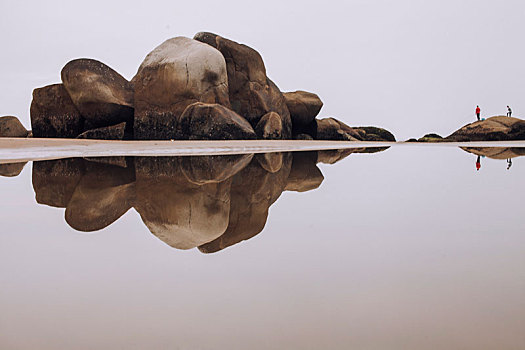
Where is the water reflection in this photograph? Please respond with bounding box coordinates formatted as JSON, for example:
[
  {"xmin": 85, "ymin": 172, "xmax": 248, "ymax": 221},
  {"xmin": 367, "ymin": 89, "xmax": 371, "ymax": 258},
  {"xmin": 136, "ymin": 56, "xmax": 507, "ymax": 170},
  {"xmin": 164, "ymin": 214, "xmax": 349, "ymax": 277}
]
[
  {"xmin": 462, "ymin": 147, "xmax": 524, "ymax": 170},
  {"xmin": 23, "ymin": 149, "xmax": 368, "ymax": 252}
]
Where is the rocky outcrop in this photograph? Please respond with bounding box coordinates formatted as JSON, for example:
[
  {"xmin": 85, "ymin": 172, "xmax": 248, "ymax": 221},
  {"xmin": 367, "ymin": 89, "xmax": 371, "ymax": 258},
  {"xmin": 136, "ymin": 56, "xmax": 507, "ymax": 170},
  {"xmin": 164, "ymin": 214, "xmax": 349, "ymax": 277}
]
[
  {"xmin": 354, "ymin": 126, "xmax": 396, "ymax": 141},
  {"xmin": 416, "ymin": 133, "xmax": 444, "ymax": 142},
  {"xmin": 194, "ymin": 32, "xmax": 292, "ymax": 139},
  {"xmin": 177, "ymin": 102, "xmax": 256, "ymax": 140},
  {"xmin": 61, "ymin": 59, "xmax": 134, "ymax": 130},
  {"xmin": 0, "ymin": 116, "xmax": 29, "ymax": 137},
  {"xmin": 446, "ymin": 116, "xmax": 525, "ymax": 141},
  {"xmin": 76, "ymin": 122, "xmax": 127, "ymax": 140},
  {"xmin": 133, "ymin": 37, "xmax": 230, "ymax": 140},
  {"xmin": 30, "ymin": 84, "xmax": 84, "ymax": 138},
  {"xmin": 255, "ymin": 111, "xmax": 283, "ymax": 139},
  {"xmin": 283, "ymin": 90, "xmax": 323, "ymax": 127}
]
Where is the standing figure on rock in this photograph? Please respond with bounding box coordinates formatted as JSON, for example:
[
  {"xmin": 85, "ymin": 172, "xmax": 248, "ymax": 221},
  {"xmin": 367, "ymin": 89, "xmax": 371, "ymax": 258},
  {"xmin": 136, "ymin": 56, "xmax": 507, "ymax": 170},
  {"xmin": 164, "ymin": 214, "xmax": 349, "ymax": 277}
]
[
  {"xmin": 507, "ymin": 106, "xmax": 512, "ymax": 117},
  {"xmin": 476, "ymin": 105, "xmax": 481, "ymax": 121}
]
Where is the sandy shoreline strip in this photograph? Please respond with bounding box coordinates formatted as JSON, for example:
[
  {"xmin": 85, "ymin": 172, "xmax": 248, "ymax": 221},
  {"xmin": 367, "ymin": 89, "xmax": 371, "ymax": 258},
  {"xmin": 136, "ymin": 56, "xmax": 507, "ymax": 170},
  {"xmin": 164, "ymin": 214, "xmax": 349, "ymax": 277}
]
[{"xmin": 1, "ymin": 138, "xmax": 525, "ymax": 163}]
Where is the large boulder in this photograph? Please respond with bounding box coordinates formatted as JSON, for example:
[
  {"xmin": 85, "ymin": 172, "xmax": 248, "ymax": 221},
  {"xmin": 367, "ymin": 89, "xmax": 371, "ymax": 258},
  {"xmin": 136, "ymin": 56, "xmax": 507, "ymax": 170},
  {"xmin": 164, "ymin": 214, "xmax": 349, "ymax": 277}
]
[
  {"xmin": 446, "ymin": 116, "xmax": 525, "ymax": 141},
  {"xmin": 30, "ymin": 84, "xmax": 84, "ymax": 138},
  {"xmin": 177, "ymin": 102, "xmax": 256, "ymax": 140},
  {"xmin": 76, "ymin": 122, "xmax": 127, "ymax": 140},
  {"xmin": 61, "ymin": 59, "xmax": 134, "ymax": 130},
  {"xmin": 133, "ymin": 37, "xmax": 230, "ymax": 140},
  {"xmin": 194, "ymin": 32, "xmax": 292, "ymax": 138},
  {"xmin": 283, "ymin": 90, "xmax": 323, "ymax": 127},
  {"xmin": 0, "ymin": 116, "xmax": 29, "ymax": 137}
]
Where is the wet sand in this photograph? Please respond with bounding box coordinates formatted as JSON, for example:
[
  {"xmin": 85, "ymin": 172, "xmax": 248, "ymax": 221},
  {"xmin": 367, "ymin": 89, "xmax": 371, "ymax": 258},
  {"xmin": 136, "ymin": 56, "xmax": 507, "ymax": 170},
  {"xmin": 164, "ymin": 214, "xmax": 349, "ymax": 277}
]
[{"xmin": 2, "ymin": 138, "xmax": 525, "ymax": 163}]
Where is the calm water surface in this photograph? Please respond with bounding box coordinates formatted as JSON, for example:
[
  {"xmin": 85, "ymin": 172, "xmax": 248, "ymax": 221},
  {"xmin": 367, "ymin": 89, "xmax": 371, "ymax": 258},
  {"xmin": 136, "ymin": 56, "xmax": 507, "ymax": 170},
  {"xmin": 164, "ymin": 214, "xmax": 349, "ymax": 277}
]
[{"xmin": 1, "ymin": 146, "xmax": 524, "ymax": 349}]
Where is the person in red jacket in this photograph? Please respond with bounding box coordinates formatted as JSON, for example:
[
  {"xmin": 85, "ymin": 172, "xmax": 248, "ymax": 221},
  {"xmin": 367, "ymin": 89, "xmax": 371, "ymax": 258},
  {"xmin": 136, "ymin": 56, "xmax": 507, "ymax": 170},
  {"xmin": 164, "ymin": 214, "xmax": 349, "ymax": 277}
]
[
  {"xmin": 476, "ymin": 106, "xmax": 481, "ymax": 121},
  {"xmin": 476, "ymin": 155, "xmax": 481, "ymax": 171}
]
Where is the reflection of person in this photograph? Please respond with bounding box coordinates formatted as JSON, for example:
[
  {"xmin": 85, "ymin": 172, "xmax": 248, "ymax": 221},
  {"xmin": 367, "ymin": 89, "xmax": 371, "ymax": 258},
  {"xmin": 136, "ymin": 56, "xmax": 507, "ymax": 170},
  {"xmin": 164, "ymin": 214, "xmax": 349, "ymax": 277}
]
[
  {"xmin": 476, "ymin": 105, "xmax": 481, "ymax": 121},
  {"xmin": 476, "ymin": 155, "xmax": 481, "ymax": 171},
  {"xmin": 507, "ymin": 158, "xmax": 512, "ymax": 170},
  {"xmin": 507, "ymin": 105, "xmax": 512, "ymax": 117}
]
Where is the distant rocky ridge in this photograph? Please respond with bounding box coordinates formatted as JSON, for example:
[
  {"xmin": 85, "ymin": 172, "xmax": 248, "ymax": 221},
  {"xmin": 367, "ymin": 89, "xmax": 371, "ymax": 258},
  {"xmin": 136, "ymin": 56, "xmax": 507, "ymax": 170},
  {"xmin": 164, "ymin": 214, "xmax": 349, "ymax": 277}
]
[
  {"xmin": 409, "ymin": 116, "xmax": 525, "ymax": 142},
  {"xmin": 0, "ymin": 32, "xmax": 394, "ymax": 142}
]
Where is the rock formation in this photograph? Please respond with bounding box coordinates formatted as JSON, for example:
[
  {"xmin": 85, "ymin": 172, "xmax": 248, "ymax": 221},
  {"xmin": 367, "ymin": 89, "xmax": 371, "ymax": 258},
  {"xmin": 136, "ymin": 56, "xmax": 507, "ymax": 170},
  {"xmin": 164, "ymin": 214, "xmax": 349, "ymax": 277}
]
[
  {"xmin": 446, "ymin": 116, "xmax": 525, "ymax": 141},
  {"xmin": 21, "ymin": 32, "xmax": 394, "ymax": 142},
  {"xmin": 0, "ymin": 116, "xmax": 29, "ymax": 137}
]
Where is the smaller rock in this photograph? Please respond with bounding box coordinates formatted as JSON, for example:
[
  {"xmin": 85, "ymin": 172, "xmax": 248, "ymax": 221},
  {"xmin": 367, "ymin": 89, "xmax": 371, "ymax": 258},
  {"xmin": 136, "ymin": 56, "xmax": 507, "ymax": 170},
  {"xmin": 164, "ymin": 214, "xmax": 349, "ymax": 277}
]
[
  {"xmin": 283, "ymin": 90, "xmax": 323, "ymax": 127},
  {"xmin": 177, "ymin": 103, "xmax": 256, "ymax": 140},
  {"xmin": 417, "ymin": 133, "xmax": 443, "ymax": 142},
  {"xmin": 294, "ymin": 133, "xmax": 314, "ymax": 140},
  {"xmin": 30, "ymin": 84, "xmax": 84, "ymax": 138},
  {"xmin": 76, "ymin": 122, "xmax": 127, "ymax": 140},
  {"xmin": 0, "ymin": 162, "xmax": 27, "ymax": 177},
  {"xmin": 255, "ymin": 112, "xmax": 283, "ymax": 139},
  {"xmin": 0, "ymin": 116, "xmax": 29, "ymax": 137},
  {"xmin": 316, "ymin": 118, "xmax": 361, "ymax": 141},
  {"xmin": 354, "ymin": 126, "xmax": 396, "ymax": 141}
]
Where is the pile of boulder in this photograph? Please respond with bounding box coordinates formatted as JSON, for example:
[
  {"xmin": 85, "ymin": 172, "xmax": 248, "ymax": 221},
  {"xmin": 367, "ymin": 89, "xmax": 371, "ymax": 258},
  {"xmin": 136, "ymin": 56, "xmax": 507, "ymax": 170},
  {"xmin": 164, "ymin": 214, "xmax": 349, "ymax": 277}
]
[{"xmin": 1, "ymin": 32, "xmax": 395, "ymax": 141}]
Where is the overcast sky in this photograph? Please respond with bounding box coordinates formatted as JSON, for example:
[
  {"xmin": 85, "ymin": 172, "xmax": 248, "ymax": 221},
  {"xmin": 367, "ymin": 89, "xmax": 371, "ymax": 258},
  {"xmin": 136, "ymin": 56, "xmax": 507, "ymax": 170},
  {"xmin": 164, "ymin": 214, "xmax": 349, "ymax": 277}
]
[{"xmin": 1, "ymin": 0, "xmax": 524, "ymax": 140}]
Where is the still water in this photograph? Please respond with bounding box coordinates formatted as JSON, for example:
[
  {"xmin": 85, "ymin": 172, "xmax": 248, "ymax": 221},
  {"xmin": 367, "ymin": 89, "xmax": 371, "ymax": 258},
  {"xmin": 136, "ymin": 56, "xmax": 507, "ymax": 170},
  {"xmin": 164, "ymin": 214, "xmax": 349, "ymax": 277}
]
[{"xmin": 1, "ymin": 146, "xmax": 524, "ymax": 349}]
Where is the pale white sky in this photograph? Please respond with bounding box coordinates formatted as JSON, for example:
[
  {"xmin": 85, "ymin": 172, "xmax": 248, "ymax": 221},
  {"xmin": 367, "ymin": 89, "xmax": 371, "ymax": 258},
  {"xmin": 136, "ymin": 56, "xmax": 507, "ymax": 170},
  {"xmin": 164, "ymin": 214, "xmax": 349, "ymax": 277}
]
[{"xmin": 1, "ymin": 0, "xmax": 524, "ymax": 140}]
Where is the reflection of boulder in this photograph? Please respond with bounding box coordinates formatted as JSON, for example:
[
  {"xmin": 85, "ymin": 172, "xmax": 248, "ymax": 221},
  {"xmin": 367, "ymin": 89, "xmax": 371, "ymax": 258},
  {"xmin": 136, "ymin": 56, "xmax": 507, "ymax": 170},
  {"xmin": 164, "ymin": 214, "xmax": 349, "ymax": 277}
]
[
  {"xmin": 61, "ymin": 59, "xmax": 134, "ymax": 130},
  {"xmin": 285, "ymin": 152, "xmax": 324, "ymax": 192},
  {"xmin": 134, "ymin": 157, "xmax": 233, "ymax": 249},
  {"xmin": 65, "ymin": 162, "xmax": 135, "ymax": 232},
  {"xmin": 133, "ymin": 37, "xmax": 230, "ymax": 140},
  {"xmin": 30, "ymin": 84, "xmax": 84, "ymax": 138},
  {"xmin": 446, "ymin": 116, "xmax": 525, "ymax": 141},
  {"xmin": 199, "ymin": 153, "xmax": 292, "ymax": 253},
  {"xmin": 317, "ymin": 149, "xmax": 354, "ymax": 164},
  {"xmin": 0, "ymin": 162, "xmax": 27, "ymax": 177},
  {"xmin": 180, "ymin": 154, "xmax": 253, "ymax": 185},
  {"xmin": 0, "ymin": 116, "xmax": 29, "ymax": 137},
  {"xmin": 461, "ymin": 147, "xmax": 525, "ymax": 159},
  {"xmin": 32, "ymin": 158, "xmax": 85, "ymax": 208},
  {"xmin": 255, "ymin": 152, "xmax": 283, "ymax": 173},
  {"xmin": 194, "ymin": 32, "xmax": 292, "ymax": 139}
]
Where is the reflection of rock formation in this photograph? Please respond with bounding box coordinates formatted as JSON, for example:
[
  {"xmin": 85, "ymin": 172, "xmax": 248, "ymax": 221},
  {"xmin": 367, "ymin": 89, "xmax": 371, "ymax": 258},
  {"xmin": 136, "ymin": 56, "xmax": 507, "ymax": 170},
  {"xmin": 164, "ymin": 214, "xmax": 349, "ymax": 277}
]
[
  {"xmin": 29, "ymin": 148, "xmax": 386, "ymax": 252},
  {"xmin": 461, "ymin": 147, "xmax": 525, "ymax": 159},
  {"xmin": 0, "ymin": 162, "xmax": 27, "ymax": 177}
]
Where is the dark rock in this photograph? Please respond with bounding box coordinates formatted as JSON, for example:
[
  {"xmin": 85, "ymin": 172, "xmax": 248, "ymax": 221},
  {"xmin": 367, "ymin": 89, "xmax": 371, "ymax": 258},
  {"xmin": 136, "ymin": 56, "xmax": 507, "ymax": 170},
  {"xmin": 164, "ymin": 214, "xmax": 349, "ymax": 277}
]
[
  {"xmin": 446, "ymin": 116, "xmax": 525, "ymax": 141},
  {"xmin": 65, "ymin": 162, "xmax": 135, "ymax": 232},
  {"xmin": 32, "ymin": 158, "xmax": 85, "ymax": 208},
  {"xmin": 354, "ymin": 126, "xmax": 396, "ymax": 141},
  {"xmin": 0, "ymin": 162, "xmax": 27, "ymax": 177},
  {"xmin": 194, "ymin": 32, "xmax": 292, "ymax": 138},
  {"xmin": 0, "ymin": 116, "xmax": 29, "ymax": 137},
  {"xmin": 76, "ymin": 122, "xmax": 127, "ymax": 140},
  {"xmin": 177, "ymin": 102, "xmax": 256, "ymax": 140},
  {"xmin": 417, "ymin": 133, "xmax": 443, "ymax": 142},
  {"xmin": 294, "ymin": 133, "xmax": 314, "ymax": 140},
  {"xmin": 133, "ymin": 37, "xmax": 230, "ymax": 140},
  {"xmin": 285, "ymin": 152, "xmax": 324, "ymax": 192},
  {"xmin": 316, "ymin": 118, "xmax": 361, "ymax": 141},
  {"xmin": 30, "ymin": 84, "xmax": 84, "ymax": 138},
  {"xmin": 199, "ymin": 153, "xmax": 293, "ymax": 253},
  {"xmin": 255, "ymin": 111, "xmax": 282, "ymax": 139},
  {"xmin": 283, "ymin": 90, "xmax": 323, "ymax": 127},
  {"xmin": 61, "ymin": 59, "xmax": 134, "ymax": 130}
]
